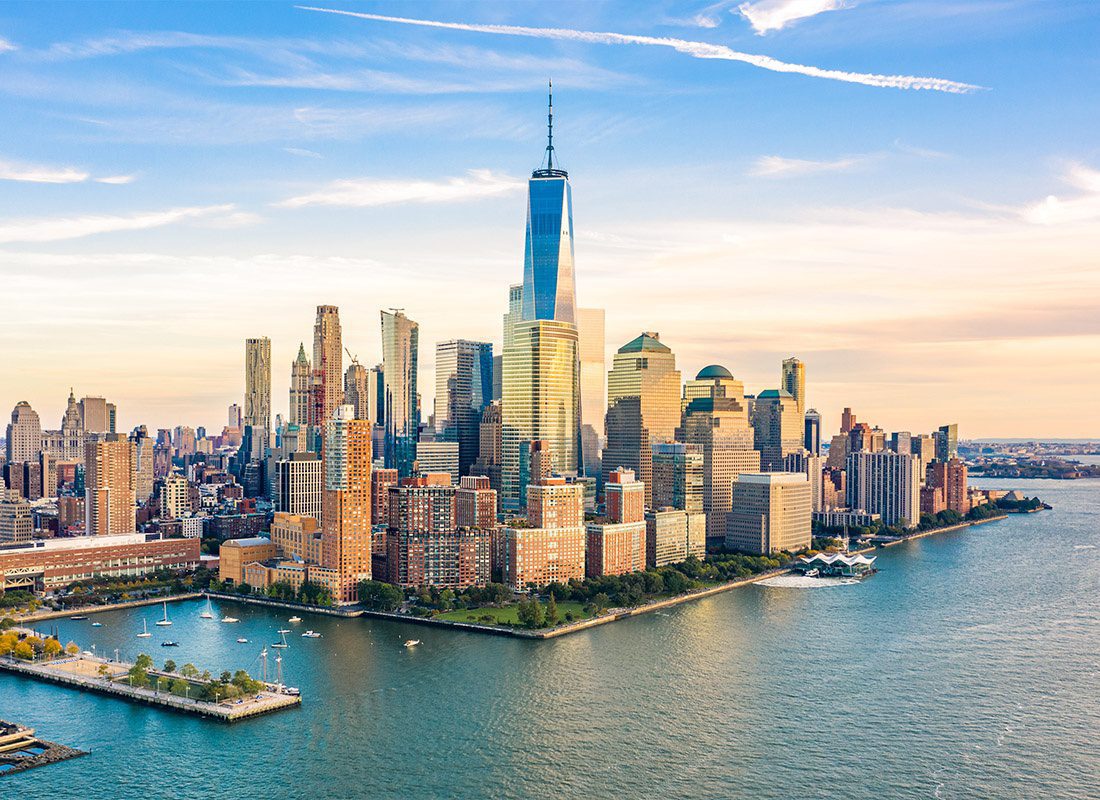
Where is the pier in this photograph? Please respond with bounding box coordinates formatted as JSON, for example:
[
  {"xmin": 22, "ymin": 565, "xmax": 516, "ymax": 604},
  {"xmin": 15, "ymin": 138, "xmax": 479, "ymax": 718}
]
[
  {"xmin": 0, "ymin": 719, "xmax": 87, "ymax": 775},
  {"xmin": 0, "ymin": 652, "xmax": 301, "ymax": 723}
]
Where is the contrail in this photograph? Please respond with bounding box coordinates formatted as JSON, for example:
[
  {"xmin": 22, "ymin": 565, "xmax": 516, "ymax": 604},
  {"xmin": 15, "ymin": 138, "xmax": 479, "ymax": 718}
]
[{"xmin": 296, "ymin": 6, "xmax": 981, "ymax": 94}]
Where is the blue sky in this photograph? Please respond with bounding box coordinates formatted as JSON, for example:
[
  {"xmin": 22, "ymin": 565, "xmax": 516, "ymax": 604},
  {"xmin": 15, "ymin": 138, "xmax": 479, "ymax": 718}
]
[{"xmin": 2, "ymin": 1, "xmax": 1099, "ymax": 437}]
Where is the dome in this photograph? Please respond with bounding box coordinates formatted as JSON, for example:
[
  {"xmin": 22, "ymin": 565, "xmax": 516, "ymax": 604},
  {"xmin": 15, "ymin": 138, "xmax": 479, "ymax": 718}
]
[{"xmin": 696, "ymin": 364, "xmax": 733, "ymax": 380}]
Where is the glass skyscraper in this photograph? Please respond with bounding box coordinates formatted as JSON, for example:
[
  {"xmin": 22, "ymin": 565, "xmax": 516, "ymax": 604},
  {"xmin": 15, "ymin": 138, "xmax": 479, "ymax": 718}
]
[
  {"xmin": 381, "ymin": 310, "xmax": 419, "ymax": 477},
  {"xmin": 434, "ymin": 339, "xmax": 493, "ymax": 477}
]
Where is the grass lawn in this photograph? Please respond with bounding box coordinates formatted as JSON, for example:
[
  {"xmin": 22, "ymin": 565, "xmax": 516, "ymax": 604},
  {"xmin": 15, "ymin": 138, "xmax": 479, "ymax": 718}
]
[{"xmin": 435, "ymin": 601, "xmax": 592, "ymax": 627}]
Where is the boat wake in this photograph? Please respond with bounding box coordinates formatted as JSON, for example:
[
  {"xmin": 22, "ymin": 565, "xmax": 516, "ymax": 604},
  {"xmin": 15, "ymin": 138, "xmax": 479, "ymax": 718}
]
[{"xmin": 757, "ymin": 575, "xmax": 860, "ymax": 589}]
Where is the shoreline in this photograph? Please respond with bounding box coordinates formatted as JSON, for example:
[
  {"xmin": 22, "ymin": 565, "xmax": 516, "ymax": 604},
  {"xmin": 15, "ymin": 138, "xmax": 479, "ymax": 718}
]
[{"xmin": 14, "ymin": 593, "xmax": 202, "ymax": 624}]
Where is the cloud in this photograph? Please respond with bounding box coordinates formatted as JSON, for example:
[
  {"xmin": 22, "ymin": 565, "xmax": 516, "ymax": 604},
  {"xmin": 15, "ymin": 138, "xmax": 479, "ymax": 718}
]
[
  {"xmin": 284, "ymin": 147, "xmax": 323, "ymax": 159},
  {"xmin": 738, "ymin": 0, "xmax": 851, "ymax": 34},
  {"xmin": 95, "ymin": 174, "xmax": 137, "ymax": 184},
  {"xmin": 0, "ymin": 158, "xmax": 89, "ymax": 184},
  {"xmin": 1020, "ymin": 164, "xmax": 1100, "ymax": 225},
  {"xmin": 297, "ymin": 6, "xmax": 980, "ymax": 93},
  {"xmin": 275, "ymin": 169, "xmax": 524, "ymax": 209},
  {"xmin": 749, "ymin": 154, "xmax": 865, "ymax": 177},
  {"xmin": 0, "ymin": 204, "xmax": 239, "ymax": 243},
  {"xmin": 0, "ymin": 37, "xmax": 15, "ymax": 53}
]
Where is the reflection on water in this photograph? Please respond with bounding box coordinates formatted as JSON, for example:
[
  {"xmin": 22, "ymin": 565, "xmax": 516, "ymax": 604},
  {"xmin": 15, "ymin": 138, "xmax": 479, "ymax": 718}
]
[{"xmin": 2, "ymin": 478, "xmax": 1098, "ymax": 800}]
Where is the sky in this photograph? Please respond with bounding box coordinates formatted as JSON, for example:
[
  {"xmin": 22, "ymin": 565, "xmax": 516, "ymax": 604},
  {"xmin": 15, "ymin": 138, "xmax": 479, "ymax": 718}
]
[{"xmin": 1, "ymin": 0, "xmax": 1099, "ymax": 439}]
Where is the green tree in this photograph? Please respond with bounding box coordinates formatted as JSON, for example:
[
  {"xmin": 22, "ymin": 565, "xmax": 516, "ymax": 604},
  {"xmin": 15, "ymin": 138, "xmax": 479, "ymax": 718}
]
[
  {"xmin": 135, "ymin": 653, "xmax": 154, "ymax": 670},
  {"xmin": 544, "ymin": 594, "xmax": 559, "ymax": 627},
  {"xmin": 128, "ymin": 664, "xmax": 149, "ymax": 687},
  {"xmin": 180, "ymin": 662, "xmax": 199, "ymax": 678},
  {"xmin": 220, "ymin": 670, "xmax": 232, "ymax": 683},
  {"xmin": 169, "ymin": 678, "xmax": 190, "ymax": 696},
  {"xmin": 163, "ymin": 659, "xmax": 177, "ymax": 674},
  {"xmin": 516, "ymin": 598, "xmax": 545, "ymax": 629},
  {"xmin": 592, "ymin": 593, "xmax": 611, "ymax": 614},
  {"xmin": 358, "ymin": 580, "xmax": 403, "ymax": 612}
]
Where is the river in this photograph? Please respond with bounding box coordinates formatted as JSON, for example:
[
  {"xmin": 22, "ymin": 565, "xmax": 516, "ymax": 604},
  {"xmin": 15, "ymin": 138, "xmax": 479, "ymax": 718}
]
[{"xmin": 3, "ymin": 478, "xmax": 1098, "ymax": 799}]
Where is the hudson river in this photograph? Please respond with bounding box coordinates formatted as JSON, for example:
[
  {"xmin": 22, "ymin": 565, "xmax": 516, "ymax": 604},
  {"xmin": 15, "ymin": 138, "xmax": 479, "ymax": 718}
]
[{"xmin": 3, "ymin": 479, "xmax": 1098, "ymax": 799}]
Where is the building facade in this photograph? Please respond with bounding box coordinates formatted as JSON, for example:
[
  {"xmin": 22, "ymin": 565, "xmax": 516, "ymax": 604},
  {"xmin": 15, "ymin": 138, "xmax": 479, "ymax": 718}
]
[
  {"xmin": 381, "ymin": 309, "xmax": 419, "ymax": 477},
  {"xmin": 320, "ymin": 405, "xmax": 372, "ymax": 603},
  {"xmin": 726, "ymin": 472, "xmax": 812, "ymax": 555},
  {"xmin": 434, "ymin": 339, "xmax": 493, "ymax": 477}
]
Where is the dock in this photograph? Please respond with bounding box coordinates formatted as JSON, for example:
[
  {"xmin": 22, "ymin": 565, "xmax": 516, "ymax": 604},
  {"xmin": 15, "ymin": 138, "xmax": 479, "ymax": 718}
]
[
  {"xmin": 0, "ymin": 654, "xmax": 300, "ymax": 723},
  {"xmin": 0, "ymin": 719, "xmax": 87, "ymax": 775}
]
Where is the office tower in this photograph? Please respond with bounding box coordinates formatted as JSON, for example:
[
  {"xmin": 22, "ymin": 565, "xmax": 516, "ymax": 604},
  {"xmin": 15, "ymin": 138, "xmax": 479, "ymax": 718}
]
[
  {"xmin": 678, "ymin": 366, "xmax": 760, "ymax": 548},
  {"xmin": 227, "ymin": 403, "xmax": 242, "ymax": 429},
  {"xmin": 434, "ymin": 339, "xmax": 493, "ymax": 476},
  {"xmin": 470, "ymin": 401, "xmax": 502, "ymax": 493},
  {"xmin": 781, "ymin": 357, "xmax": 806, "ymax": 418},
  {"xmin": 131, "ymin": 427, "xmax": 154, "ymax": 503},
  {"xmin": 847, "ymin": 451, "xmax": 920, "ymax": 528},
  {"xmin": 289, "ymin": 343, "xmax": 312, "ymax": 427},
  {"xmin": 840, "ymin": 407, "xmax": 856, "ymax": 434},
  {"xmin": 645, "ymin": 508, "xmax": 706, "ymax": 567},
  {"xmin": 911, "ymin": 434, "xmax": 935, "ymax": 480},
  {"xmin": 848, "ymin": 422, "xmax": 875, "ymax": 453},
  {"xmin": 415, "ymin": 441, "xmax": 459, "ymax": 484},
  {"xmin": 753, "ymin": 389, "xmax": 803, "ymax": 471},
  {"xmin": 0, "ymin": 490, "xmax": 33, "ymax": 543},
  {"xmin": 804, "ymin": 409, "xmax": 822, "ymax": 456},
  {"xmin": 5, "ymin": 401, "xmax": 42, "ymax": 464},
  {"xmin": 274, "ymin": 452, "xmax": 322, "ymax": 519},
  {"xmin": 890, "ymin": 431, "xmax": 912, "ymax": 455},
  {"xmin": 312, "ymin": 305, "xmax": 343, "ymax": 427},
  {"xmin": 344, "ymin": 360, "xmax": 371, "ymax": 422},
  {"xmin": 586, "ymin": 468, "xmax": 646, "ymax": 578},
  {"xmin": 726, "ymin": 473, "xmax": 812, "ymax": 555},
  {"xmin": 826, "ymin": 433, "xmax": 849, "ymax": 470},
  {"xmin": 159, "ymin": 473, "xmax": 189, "ymax": 519},
  {"xmin": 386, "ymin": 474, "xmax": 491, "ymax": 588},
  {"xmin": 174, "ymin": 426, "xmax": 197, "ymax": 457},
  {"xmin": 457, "ymin": 475, "xmax": 497, "ymax": 529},
  {"xmin": 927, "ymin": 458, "xmax": 969, "ymax": 515},
  {"xmin": 244, "ymin": 337, "xmax": 272, "ymax": 437},
  {"xmin": 85, "ymin": 433, "xmax": 136, "ymax": 535},
  {"xmin": 502, "ymin": 284, "xmax": 523, "ymax": 361},
  {"xmin": 603, "ymin": 332, "xmax": 681, "ymax": 506},
  {"xmin": 577, "ymin": 307, "xmax": 605, "ymax": 480},
  {"xmin": 504, "ymin": 476, "xmax": 585, "ymax": 590},
  {"xmin": 380, "ymin": 309, "xmax": 419, "ymax": 477},
  {"xmin": 784, "ymin": 450, "xmax": 824, "ymax": 512},
  {"xmin": 79, "ymin": 396, "xmax": 111, "ymax": 434},
  {"xmin": 651, "ymin": 442, "xmax": 704, "ymax": 514},
  {"xmin": 320, "ymin": 405, "xmax": 372, "ymax": 604},
  {"xmin": 41, "ymin": 390, "xmax": 84, "ymax": 462},
  {"xmin": 935, "ymin": 423, "xmax": 959, "ymax": 462},
  {"xmin": 501, "ymin": 320, "xmax": 579, "ymax": 512}
]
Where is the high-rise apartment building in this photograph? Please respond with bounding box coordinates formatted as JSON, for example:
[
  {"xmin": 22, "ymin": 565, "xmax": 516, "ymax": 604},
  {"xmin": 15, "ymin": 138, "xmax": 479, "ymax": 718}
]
[
  {"xmin": 504, "ymin": 477, "xmax": 585, "ymax": 590},
  {"xmin": 244, "ymin": 337, "xmax": 272, "ymax": 436},
  {"xmin": 312, "ymin": 305, "xmax": 343, "ymax": 428},
  {"xmin": 85, "ymin": 433, "xmax": 136, "ymax": 536},
  {"xmin": 274, "ymin": 452, "xmax": 322, "ymax": 519},
  {"xmin": 159, "ymin": 473, "xmax": 189, "ymax": 519},
  {"xmin": 677, "ymin": 366, "xmax": 760, "ymax": 548},
  {"xmin": 891, "ymin": 431, "xmax": 913, "ymax": 455},
  {"xmin": 784, "ymin": 450, "xmax": 825, "ymax": 513},
  {"xmin": 320, "ymin": 405, "xmax": 372, "ymax": 603},
  {"xmin": 5, "ymin": 401, "xmax": 41, "ymax": 465},
  {"xmin": 753, "ymin": 389, "xmax": 803, "ymax": 471},
  {"xmin": 645, "ymin": 508, "xmax": 706, "ymax": 567},
  {"xmin": 577, "ymin": 307, "xmax": 605, "ymax": 481},
  {"xmin": 456, "ymin": 475, "xmax": 497, "ymax": 529},
  {"xmin": 586, "ymin": 468, "xmax": 646, "ymax": 578},
  {"xmin": 927, "ymin": 457, "xmax": 969, "ymax": 516},
  {"xmin": 726, "ymin": 472, "xmax": 812, "ymax": 555},
  {"xmin": 910, "ymin": 434, "xmax": 935, "ymax": 480},
  {"xmin": 434, "ymin": 339, "xmax": 493, "ymax": 477},
  {"xmin": 935, "ymin": 423, "xmax": 959, "ymax": 462},
  {"xmin": 42, "ymin": 390, "xmax": 84, "ymax": 462},
  {"xmin": 130, "ymin": 427, "xmax": 154, "ymax": 503},
  {"xmin": 79, "ymin": 396, "xmax": 112, "ymax": 434},
  {"xmin": 804, "ymin": 409, "xmax": 822, "ymax": 456},
  {"xmin": 289, "ymin": 343, "xmax": 312, "ymax": 427},
  {"xmin": 603, "ymin": 333, "xmax": 681, "ymax": 506},
  {"xmin": 381, "ymin": 309, "xmax": 419, "ymax": 477},
  {"xmin": 847, "ymin": 451, "xmax": 920, "ymax": 528},
  {"xmin": 651, "ymin": 442, "xmax": 704, "ymax": 514},
  {"xmin": 781, "ymin": 357, "xmax": 806, "ymax": 418},
  {"xmin": 470, "ymin": 401, "xmax": 502, "ymax": 493},
  {"xmin": 414, "ymin": 441, "xmax": 459, "ymax": 484},
  {"xmin": 344, "ymin": 360, "xmax": 380, "ymax": 425}
]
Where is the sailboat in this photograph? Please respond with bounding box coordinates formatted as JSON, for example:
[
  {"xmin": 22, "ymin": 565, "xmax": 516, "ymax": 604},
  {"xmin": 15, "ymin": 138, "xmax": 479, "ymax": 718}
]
[
  {"xmin": 155, "ymin": 601, "xmax": 172, "ymax": 626},
  {"xmin": 272, "ymin": 630, "xmax": 289, "ymax": 649},
  {"xmin": 137, "ymin": 619, "xmax": 152, "ymax": 638},
  {"xmin": 199, "ymin": 598, "xmax": 214, "ymax": 619}
]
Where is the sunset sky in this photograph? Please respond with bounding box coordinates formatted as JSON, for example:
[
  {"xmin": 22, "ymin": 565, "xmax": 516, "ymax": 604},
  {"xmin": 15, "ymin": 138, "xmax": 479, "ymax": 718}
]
[{"xmin": 1, "ymin": 1, "xmax": 1098, "ymax": 439}]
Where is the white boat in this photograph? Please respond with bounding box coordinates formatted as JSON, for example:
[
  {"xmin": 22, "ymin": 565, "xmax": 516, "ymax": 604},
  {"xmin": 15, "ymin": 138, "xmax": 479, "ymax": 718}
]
[
  {"xmin": 155, "ymin": 601, "xmax": 172, "ymax": 627},
  {"xmin": 137, "ymin": 619, "xmax": 152, "ymax": 638},
  {"xmin": 403, "ymin": 639, "xmax": 420, "ymax": 648},
  {"xmin": 236, "ymin": 637, "xmax": 249, "ymax": 644},
  {"xmin": 91, "ymin": 621, "xmax": 103, "ymax": 627},
  {"xmin": 272, "ymin": 631, "xmax": 289, "ymax": 649},
  {"xmin": 221, "ymin": 616, "xmax": 240, "ymax": 623},
  {"xmin": 289, "ymin": 616, "xmax": 302, "ymax": 623},
  {"xmin": 199, "ymin": 598, "xmax": 215, "ymax": 619},
  {"xmin": 301, "ymin": 630, "xmax": 322, "ymax": 638}
]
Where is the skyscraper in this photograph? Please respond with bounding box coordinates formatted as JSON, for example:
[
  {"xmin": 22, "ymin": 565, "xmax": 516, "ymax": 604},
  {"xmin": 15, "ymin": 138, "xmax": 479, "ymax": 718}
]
[
  {"xmin": 289, "ymin": 343, "xmax": 312, "ymax": 427},
  {"xmin": 131, "ymin": 426, "xmax": 154, "ymax": 503},
  {"xmin": 79, "ymin": 396, "xmax": 111, "ymax": 434},
  {"xmin": 847, "ymin": 451, "xmax": 920, "ymax": 528},
  {"xmin": 434, "ymin": 339, "xmax": 493, "ymax": 476},
  {"xmin": 244, "ymin": 337, "xmax": 272, "ymax": 436},
  {"xmin": 678, "ymin": 366, "xmax": 760, "ymax": 549},
  {"xmin": 804, "ymin": 408, "xmax": 822, "ymax": 456},
  {"xmin": 577, "ymin": 307, "xmax": 605, "ymax": 480},
  {"xmin": 651, "ymin": 442, "xmax": 704, "ymax": 514},
  {"xmin": 5, "ymin": 401, "xmax": 42, "ymax": 464},
  {"xmin": 320, "ymin": 405, "xmax": 372, "ymax": 604},
  {"xmin": 781, "ymin": 357, "xmax": 806, "ymax": 418},
  {"xmin": 603, "ymin": 332, "xmax": 681, "ymax": 505},
  {"xmin": 726, "ymin": 473, "xmax": 812, "ymax": 555},
  {"xmin": 85, "ymin": 433, "xmax": 135, "ymax": 536},
  {"xmin": 381, "ymin": 309, "xmax": 419, "ymax": 477},
  {"xmin": 312, "ymin": 305, "xmax": 343, "ymax": 428},
  {"xmin": 753, "ymin": 389, "xmax": 803, "ymax": 471},
  {"xmin": 274, "ymin": 452, "xmax": 322, "ymax": 519},
  {"xmin": 344, "ymin": 360, "xmax": 376, "ymax": 422},
  {"xmin": 935, "ymin": 423, "xmax": 959, "ymax": 462}
]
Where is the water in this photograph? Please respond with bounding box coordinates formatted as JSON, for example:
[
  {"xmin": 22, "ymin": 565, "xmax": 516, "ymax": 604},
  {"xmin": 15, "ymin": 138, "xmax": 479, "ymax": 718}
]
[{"xmin": 3, "ymin": 479, "xmax": 1098, "ymax": 799}]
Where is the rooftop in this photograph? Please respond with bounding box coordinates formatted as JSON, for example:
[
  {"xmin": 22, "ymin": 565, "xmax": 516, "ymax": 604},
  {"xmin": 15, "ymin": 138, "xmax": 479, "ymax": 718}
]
[
  {"xmin": 618, "ymin": 332, "xmax": 670, "ymax": 354},
  {"xmin": 696, "ymin": 364, "xmax": 733, "ymax": 380}
]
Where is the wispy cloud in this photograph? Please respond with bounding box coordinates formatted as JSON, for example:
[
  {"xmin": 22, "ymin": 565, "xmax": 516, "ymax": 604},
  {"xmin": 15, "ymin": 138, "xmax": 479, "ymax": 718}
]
[
  {"xmin": 738, "ymin": 1, "xmax": 852, "ymax": 34},
  {"xmin": 297, "ymin": 6, "xmax": 980, "ymax": 93},
  {"xmin": 0, "ymin": 37, "xmax": 16, "ymax": 53},
  {"xmin": 284, "ymin": 147, "xmax": 323, "ymax": 159},
  {"xmin": 0, "ymin": 158, "xmax": 89, "ymax": 184},
  {"xmin": 0, "ymin": 204, "xmax": 239, "ymax": 243},
  {"xmin": 1021, "ymin": 164, "xmax": 1100, "ymax": 225},
  {"xmin": 275, "ymin": 169, "xmax": 523, "ymax": 209},
  {"xmin": 95, "ymin": 174, "xmax": 137, "ymax": 184},
  {"xmin": 749, "ymin": 154, "xmax": 866, "ymax": 177}
]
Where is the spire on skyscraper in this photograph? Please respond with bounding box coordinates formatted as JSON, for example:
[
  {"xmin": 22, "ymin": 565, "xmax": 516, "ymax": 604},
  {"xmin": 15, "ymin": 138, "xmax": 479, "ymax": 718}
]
[{"xmin": 535, "ymin": 79, "xmax": 567, "ymax": 179}]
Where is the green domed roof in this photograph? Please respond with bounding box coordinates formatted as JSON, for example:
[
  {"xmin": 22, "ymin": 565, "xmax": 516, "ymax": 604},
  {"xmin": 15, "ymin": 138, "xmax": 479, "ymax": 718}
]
[
  {"xmin": 696, "ymin": 365, "xmax": 733, "ymax": 380},
  {"xmin": 618, "ymin": 332, "xmax": 670, "ymax": 354}
]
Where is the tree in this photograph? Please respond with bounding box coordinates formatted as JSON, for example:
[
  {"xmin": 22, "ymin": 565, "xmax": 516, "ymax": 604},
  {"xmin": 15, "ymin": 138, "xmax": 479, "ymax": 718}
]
[
  {"xmin": 135, "ymin": 653, "xmax": 154, "ymax": 670},
  {"xmin": 97, "ymin": 664, "xmax": 110, "ymax": 678},
  {"xmin": 169, "ymin": 678, "xmax": 190, "ymax": 696},
  {"xmin": 180, "ymin": 662, "xmax": 199, "ymax": 678},
  {"xmin": 220, "ymin": 670, "xmax": 232, "ymax": 683},
  {"xmin": 43, "ymin": 638, "xmax": 63, "ymax": 659},
  {"xmin": 516, "ymin": 598, "xmax": 545, "ymax": 629},
  {"xmin": 592, "ymin": 593, "xmax": 611, "ymax": 614},
  {"xmin": 0, "ymin": 632, "xmax": 19, "ymax": 656},
  {"xmin": 14, "ymin": 641, "xmax": 34, "ymax": 660},
  {"xmin": 544, "ymin": 594, "xmax": 559, "ymax": 627},
  {"xmin": 163, "ymin": 659, "xmax": 177, "ymax": 674},
  {"xmin": 358, "ymin": 580, "xmax": 403, "ymax": 612},
  {"xmin": 65, "ymin": 641, "xmax": 80, "ymax": 656},
  {"xmin": 128, "ymin": 664, "xmax": 149, "ymax": 687}
]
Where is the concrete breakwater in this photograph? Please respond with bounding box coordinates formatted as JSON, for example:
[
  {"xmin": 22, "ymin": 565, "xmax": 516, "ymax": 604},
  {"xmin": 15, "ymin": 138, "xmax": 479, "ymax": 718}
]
[{"xmin": 17, "ymin": 593, "xmax": 203, "ymax": 624}]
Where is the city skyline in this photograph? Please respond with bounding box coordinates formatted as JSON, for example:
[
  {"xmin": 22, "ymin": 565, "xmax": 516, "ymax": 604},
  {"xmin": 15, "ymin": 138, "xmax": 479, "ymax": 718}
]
[{"xmin": 2, "ymin": 2, "xmax": 1099, "ymax": 438}]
